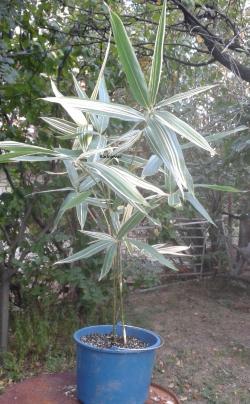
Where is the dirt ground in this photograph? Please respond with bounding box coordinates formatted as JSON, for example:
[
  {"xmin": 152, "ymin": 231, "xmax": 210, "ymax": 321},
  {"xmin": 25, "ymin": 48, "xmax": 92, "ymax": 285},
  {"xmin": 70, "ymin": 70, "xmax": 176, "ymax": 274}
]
[{"xmin": 127, "ymin": 278, "xmax": 250, "ymax": 404}]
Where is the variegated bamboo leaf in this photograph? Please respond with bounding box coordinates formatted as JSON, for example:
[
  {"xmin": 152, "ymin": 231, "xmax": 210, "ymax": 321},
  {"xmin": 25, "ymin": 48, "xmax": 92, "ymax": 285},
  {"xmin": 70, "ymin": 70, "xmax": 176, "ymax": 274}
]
[
  {"xmin": 99, "ymin": 244, "xmax": 117, "ymax": 280},
  {"xmin": 55, "ymin": 240, "xmax": 114, "ymax": 264},
  {"xmin": 149, "ymin": 0, "xmax": 166, "ymax": 105},
  {"xmin": 108, "ymin": 6, "xmax": 150, "ymax": 108}
]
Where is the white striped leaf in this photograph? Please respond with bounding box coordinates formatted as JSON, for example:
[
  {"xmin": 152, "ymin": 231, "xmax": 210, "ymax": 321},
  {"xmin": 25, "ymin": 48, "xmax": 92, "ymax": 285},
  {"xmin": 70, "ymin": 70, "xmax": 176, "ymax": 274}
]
[
  {"xmin": 41, "ymin": 117, "xmax": 77, "ymax": 135},
  {"xmin": 129, "ymin": 239, "xmax": 178, "ymax": 271},
  {"xmin": 94, "ymin": 77, "xmax": 110, "ymax": 134},
  {"xmin": 195, "ymin": 184, "xmax": 242, "ymax": 192},
  {"xmin": 145, "ymin": 119, "xmax": 193, "ymax": 194},
  {"xmin": 81, "ymin": 231, "xmax": 115, "ymax": 241},
  {"xmin": 155, "ymin": 111, "xmax": 216, "ymax": 155},
  {"xmin": 153, "ymin": 244, "xmax": 189, "ymax": 255},
  {"xmin": 99, "ymin": 244, "xmax": 117, "ymax": 281},
  {"xmin": 43, "ymin": 97, "xmax": 145, "ymax": 122},
  {"xmin": 117, "ymin": 210, "xmax": 145, "ymax": 239},
  {"xmin": 149, "ymin": 0, "xmax": 166, "ymax": 105},
  {"xmin": 182, "ymin": 126, "xmax": 248, "ymax": 150},
  {"xmin": 184, "ymin": 192, "xmax": 214, "ymax": 224},
  {"xmin": 86, "ymin": 162, "xmax": 149, "ymax": 206},
  {"xmin": 156, "ymin": 85, "xmax": 217, "ymax": 109},
  {"xmin": 55, "ymin": 240, "xmax": 114, "ymax": 264},
  {"xmin": 63, "ymin": 159, "xmax": 79, "ymax": 188},
  {"xmin": 53, "ymin": 191, "xmax": 90, "ymax": 231},
  {"xmin": 91, "ymin": 35, "xmax": 111, "ymax": 101},
  {"xmin": 76, "ymin": 203, "xmax": 88, "ymax": 230},
  {"xmin": 108, "ymin": 6, "xmax": 150, "ymax": 108},
  {"xmin": 87, "ymin": 162, "xmax": 166, "ymax": 203},
  {"xmin": 50, "ymin": 80, "xmax": 88, "ymax": 127}
]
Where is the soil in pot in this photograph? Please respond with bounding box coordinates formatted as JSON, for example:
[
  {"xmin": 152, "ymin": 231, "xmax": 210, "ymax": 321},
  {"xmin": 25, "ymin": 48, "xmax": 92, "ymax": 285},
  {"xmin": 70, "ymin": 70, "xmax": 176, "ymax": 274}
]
[{"xmin": 80, "ymin": 332, "xmax": 148, "ymax": 349}]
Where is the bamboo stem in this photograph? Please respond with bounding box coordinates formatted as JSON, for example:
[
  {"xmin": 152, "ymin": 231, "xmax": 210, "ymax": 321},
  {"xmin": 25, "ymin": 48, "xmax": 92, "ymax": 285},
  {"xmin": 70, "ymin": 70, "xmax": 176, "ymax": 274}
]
[{"xmin": 117, "ymin": 243, "xmax": 127, "ymax": 344}]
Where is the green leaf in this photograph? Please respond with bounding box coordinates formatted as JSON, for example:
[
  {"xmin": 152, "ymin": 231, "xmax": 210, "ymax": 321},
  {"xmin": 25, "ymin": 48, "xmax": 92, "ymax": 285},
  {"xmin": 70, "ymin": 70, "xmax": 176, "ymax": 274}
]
[
  {"xmin": 99, "ymin": 244, "xmax": 117, "ymax": 281},
  {"xmin": 184, "ymin": 192, "xmax": 214, "ymax": 224},
  {"xmin": 117, "ymin": 210, "xmax": 145, "ymax": 239},
  {"xmin": 43, "ymin": 96, "xmax": 144, "ymax": 122},
  {"xmin": 55, "ymin": 240, "xmax": 114, "ymax": 264},
  {"xmin": 195, "ymin": 184, "xmax": 244, "ymax": 192},
  {"xmin": 108, "ymin": 6, "xmax": 150, "ymax": 108},
  {"xmin": 62, "ymin": 191, "xmax": 90, "ymax": 211},
  {"xmin": 149, "ymin": 0, "xmax": 166, "ymax": 105},
  {"xmin": 129, "ymin": 239, "xmax": 178, "ymax": 271},
  {"xmin": 155, "ymin": 111, "xmax": 216, "ymax": 155},
  {"xmin": 156, "ymin": 85, "xmax": 217, "ymax": 109}
]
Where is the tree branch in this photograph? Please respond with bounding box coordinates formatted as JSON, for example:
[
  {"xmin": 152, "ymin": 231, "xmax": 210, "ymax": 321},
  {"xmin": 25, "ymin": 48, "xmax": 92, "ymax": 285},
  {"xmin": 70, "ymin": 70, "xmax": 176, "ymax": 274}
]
[{"xmin": 171, "ymin": 0, "xmax": 250, "ymax": 83}]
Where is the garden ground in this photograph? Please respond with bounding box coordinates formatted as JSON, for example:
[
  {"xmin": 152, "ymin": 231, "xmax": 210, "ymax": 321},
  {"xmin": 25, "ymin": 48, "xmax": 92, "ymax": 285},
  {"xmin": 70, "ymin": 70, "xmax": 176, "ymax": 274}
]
[{"xmin": 127, "ymin": 278, "xmax": 250, "ymax": 404}]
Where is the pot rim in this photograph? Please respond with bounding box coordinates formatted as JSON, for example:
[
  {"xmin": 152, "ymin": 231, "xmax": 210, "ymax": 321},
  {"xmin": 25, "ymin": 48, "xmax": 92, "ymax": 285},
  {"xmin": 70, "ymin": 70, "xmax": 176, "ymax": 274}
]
[{"xmin": 73, "ymin": 324, "xmax": 164, "ymax": 354}]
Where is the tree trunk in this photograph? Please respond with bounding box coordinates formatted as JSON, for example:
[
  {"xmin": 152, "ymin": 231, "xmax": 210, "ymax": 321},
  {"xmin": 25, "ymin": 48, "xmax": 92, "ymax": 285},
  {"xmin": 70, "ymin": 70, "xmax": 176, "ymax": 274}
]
[{"xmin": 0, "ymin": 266, "xmax": 10, "ymax": 353}]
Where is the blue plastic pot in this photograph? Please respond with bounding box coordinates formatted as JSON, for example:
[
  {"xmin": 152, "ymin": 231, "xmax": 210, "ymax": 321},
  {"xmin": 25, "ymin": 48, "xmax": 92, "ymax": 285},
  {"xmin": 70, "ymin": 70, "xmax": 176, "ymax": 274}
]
[{"xmin": 73, "ymin": 324, "xmax": 162, "ymax": 404}]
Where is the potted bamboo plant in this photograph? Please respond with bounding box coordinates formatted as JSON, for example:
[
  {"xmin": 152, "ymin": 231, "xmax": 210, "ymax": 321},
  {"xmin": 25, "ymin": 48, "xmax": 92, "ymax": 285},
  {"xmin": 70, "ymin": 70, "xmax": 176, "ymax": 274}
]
[{"xmin": 0, "ymin": 2, "xmax": 218, "ymax": 403}]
